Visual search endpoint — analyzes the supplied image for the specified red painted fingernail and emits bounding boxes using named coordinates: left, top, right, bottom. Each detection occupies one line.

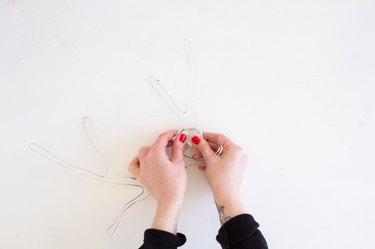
left=192, top=136, right=201, bottom=145
left=179, top=134, right=186, bottom=143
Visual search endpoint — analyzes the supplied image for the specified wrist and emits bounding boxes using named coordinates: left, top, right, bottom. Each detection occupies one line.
left=157, top=196, right=184, bottom=212
left=151, top=201, right=183, bottom=234
left=213, top=191, right=241, bottom=207
left=214, top=196, right=246, bottom=225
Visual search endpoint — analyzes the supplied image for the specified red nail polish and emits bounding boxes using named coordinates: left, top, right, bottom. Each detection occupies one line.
left=179, top=134, right=187, bottom=143
left=192, top=136, right=200, bottom=145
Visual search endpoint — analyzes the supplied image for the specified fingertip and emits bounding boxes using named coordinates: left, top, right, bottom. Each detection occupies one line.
left=167, top=129, right=180, bottom=138
left=172, top=133, right=186, bottom=164
left=192, top=135, right=201, bottom=145
left=173, top=134, right=186, bottom=149
left=198, top=165, right=206, bottom=171
left=129, top=156, right=139, bottom=167
left=191, top=135, right=216, bottom=159
left=128, top=157, right=140, bottom=177
left=179, top=133, right=187, bottom=143
left=155, top=130, right=180, bottom=148
left=192, top=153, right=203, bottom=160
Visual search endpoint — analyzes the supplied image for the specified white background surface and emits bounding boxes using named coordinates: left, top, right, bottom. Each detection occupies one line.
left=1, top=0, right=375, bottom=248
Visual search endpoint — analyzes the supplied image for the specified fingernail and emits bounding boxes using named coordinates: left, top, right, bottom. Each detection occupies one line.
left=192, top=135, right=201, bottom=145
left=179, top=134, right=187, bottom=143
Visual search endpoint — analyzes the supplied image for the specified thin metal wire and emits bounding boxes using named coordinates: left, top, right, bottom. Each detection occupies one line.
left=31, top=40, right=208, bottom=236
left=106, top=191, right=151, bottom=236
left=149, top=39, right=198, bottom=128
left=148, top=39, right=224, bottom=167
left=30, top=116, right=149, bottom=235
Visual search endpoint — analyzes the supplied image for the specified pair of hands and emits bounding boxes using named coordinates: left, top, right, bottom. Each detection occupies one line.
left=128, top=130, right=247, bottom=234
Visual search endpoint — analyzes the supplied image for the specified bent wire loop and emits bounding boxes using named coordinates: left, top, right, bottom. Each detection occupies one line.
left=30, top=39, right=219, bottom=236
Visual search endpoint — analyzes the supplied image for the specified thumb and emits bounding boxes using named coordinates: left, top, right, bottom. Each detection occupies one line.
left=172, top=133, right=186, bottom=164
left=191, top=135, right=216, bottom=160
left=128, top=157, right=140, bottom=178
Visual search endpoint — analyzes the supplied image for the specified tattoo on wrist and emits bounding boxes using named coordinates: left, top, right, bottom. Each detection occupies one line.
left=215, top=202, right=231, bottom=225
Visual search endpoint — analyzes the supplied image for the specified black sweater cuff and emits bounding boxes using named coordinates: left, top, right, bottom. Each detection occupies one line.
left=140, top=229, right=186, bottom=249
left=216, top=214, right=268, bottom=248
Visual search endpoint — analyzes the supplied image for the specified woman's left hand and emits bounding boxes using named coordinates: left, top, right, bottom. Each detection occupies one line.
left=128, top=130, right=187, bottom=234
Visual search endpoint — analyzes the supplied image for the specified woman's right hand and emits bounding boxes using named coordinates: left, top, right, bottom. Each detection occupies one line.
left=191, top=132, right=248, bottom=224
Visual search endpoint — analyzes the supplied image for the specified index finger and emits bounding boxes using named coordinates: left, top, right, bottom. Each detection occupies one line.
left=151, top=130, right=179, bottom=150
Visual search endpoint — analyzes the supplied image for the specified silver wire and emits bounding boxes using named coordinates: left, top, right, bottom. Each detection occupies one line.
left=30, top=116, right=148, bottom=236
left=149, top=39, right=198, bottom=128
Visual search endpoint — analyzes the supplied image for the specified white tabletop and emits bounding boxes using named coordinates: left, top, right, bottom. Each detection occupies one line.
left=1, top=0, right=374, bottom=248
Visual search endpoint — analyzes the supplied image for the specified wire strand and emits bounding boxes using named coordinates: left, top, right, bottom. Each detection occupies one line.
left=30, top=116, right=147, bottom=236
left=149, top=39, right=198, bottom=128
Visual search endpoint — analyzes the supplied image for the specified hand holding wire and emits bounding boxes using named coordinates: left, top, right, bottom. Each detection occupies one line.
left=128, top=130, right=187, bottom=209
left=189, top=132, right=247, bottom=208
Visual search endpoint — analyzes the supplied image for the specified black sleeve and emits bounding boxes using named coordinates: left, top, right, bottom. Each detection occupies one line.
left=216, top=214, right=268, bottom=249
left=139, top=229, right=186, bottom=249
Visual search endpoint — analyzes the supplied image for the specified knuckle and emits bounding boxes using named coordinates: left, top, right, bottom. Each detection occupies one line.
left=147, top=148, right=158, bottom=158
left=148, top=146, right=157, bottom=153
